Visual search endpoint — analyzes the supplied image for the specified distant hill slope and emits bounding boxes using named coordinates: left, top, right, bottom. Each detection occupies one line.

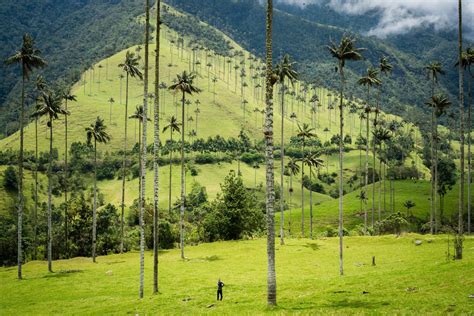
left=0, top=0, right=145, bottom=137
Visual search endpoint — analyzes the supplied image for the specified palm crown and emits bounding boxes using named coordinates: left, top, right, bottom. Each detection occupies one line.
left=169, top=71, right=201, bottom=96
left=32, top=90, right=69, bottom=121
left=86, top=117, right=111, bottom=145
left=163, top=116, right=181, bottom=134
left=327, top=35, right=365, bottom=68
left=119, top=51, right=143, bottom=79
left=5, top=33, right=46, bottom=79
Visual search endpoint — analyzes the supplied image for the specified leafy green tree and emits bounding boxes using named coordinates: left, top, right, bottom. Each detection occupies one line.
left=403, top=200, right=416, bottom=216
left=5, top=33, right=46, bottom=279
left=203, top=171, right=264, bottom=241
left=85, top=117, right=110, bottom=263
left=3, top=166, right=18, bottom=192
left=328, top=35, right=364, bottom=275
left=118, top=50, right=142, bottom=253
left=32, top=90, right=69, bottom=272
left=274, top=54, right=298, bottom=245
left=301, top=152, right=324, bottom=239
left=169, top=71, right=201, bottom=259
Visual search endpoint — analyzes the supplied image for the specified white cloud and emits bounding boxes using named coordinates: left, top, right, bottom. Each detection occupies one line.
left=276, top=0, right=474, bottom=39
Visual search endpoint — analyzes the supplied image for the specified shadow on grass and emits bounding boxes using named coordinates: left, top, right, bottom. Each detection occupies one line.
left=323, top=298, right=389, bottom=309
left=192, top=255, right=221, bottom=262
left=106, top=261, right=126, bottom=265
left=303, top=243, right=320, bottom=251
left=43, top=269, right=83, bottom=278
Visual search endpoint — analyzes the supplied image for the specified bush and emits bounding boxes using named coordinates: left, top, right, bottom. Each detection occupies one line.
left=3, top=166, right=18, bottom=192
left=374, top=212, right=409, bottom=236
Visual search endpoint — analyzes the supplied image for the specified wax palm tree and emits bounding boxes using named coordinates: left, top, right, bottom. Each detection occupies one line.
left=32, top=90, right=68, bottom=272
left=169, top=71, right=201, bottom=259
left=108, top=97, right=115, bottom=124
left=426, top=61, right=445, bottom=234
left=457, top=47, right=473, bottom=235
left=163, top=116, right=181, bottom=214
left=297, top=123, right=316, bottom=237
left=286, top=158, right=300, bottom=235
left=264, top=0, right=277, bottom=306
left=152, top=1, right=161, bottom=294
left=5, top=33, right=46, bottom=279
left=328, top=35, right=365, bottom=276
left=302, top=152, right=324, bottom=239
left=85, top=117, right=110, bottom=263
left=274, top=54, right=298, bottom=245
left=372, top=127, right=391, bottom=221
left=455, top=0, right=464, bottom=259
left=194, top=108, right=200, bottom=135
left=118, top=51, right=142, bottom=253
left=426, top=94, right=452, bottom=232
left=377, top=56, right=392, bottom=216
left=60, top=87, right=76, bottom=257
left=32, top=75, right=47, bottom=261
left=129, top=105, right=151, bottom=194
left=138, top=1, right=151, bottom=299
left=358, top=67, right=380, bottom=229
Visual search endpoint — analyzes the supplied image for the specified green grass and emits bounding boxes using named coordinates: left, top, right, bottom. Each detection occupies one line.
left=0, top=235, right=472, bottom=314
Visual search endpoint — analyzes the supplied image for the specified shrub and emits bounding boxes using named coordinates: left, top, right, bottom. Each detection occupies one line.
left=2, top=166, right=18, bottom=192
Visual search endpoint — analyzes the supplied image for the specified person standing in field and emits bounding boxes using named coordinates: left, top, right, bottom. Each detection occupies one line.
left=217, top=279, right=225, bottom=301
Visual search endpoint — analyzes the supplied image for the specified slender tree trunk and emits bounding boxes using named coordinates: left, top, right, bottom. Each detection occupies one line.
left=180, top=91, right=186, bottom=260
left=92, top=139, right=98, bottom=263
left=289, top=173, right=292, bottom=235
left=34, top=116, right=38, bottom=261
left=430, top=78, right=435, bottom=235
left=64, top=100, right=69, bottom=257
left=301, top=139, right=305, bottom=236
left=467, top=73, right=472, bottom=235
left=139, top=0, right=150, bottom=298
left=47, top=118, right=53, bottom=272
left=457, top=0, right=464, bottom=259
left=265, top=0, right=276, bottom=306
left=338, top=63, right=345, bottom=276
left=280, top=83, right=285, bottom=245
left=309, top=166, right=313, bottom=239
left=365, top=87, right=370, bottom=229
left=120, top=73, right=130, bottom=254
left=17, top=74, right=25, bottom=279
left=169, top=132, right=173, bottom=214
left=153, top=0, right=161, bottom=294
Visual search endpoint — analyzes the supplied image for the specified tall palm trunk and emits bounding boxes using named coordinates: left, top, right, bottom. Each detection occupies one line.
left=309, top=164, right=313, bottom=239
left=289, top=173, right=293, bottom=235
left=467, top=70, right=472, bottom=235
left=47, top=117, right=53, bottom=272
left=280, top=83, right=285, bottom=245
left=180, top=91, right=186, bottom=259
left=457, top=0, right=464, bottom=259
left=139, top=0, right=150, bottom=299
left=338, top=61, right=345, bottom=276
left=92, top=139, right=98, bottom=263
left=153, top=0, right=161, bottom=294
left=34, top=116, right=38, bottom=261
left=301, top=138, right=305, bottom=236
left=430, top=77, right=436, bottom=234
left=169, top=132, right=173, bottom=214
left=17, top=73, right=25, bottom=279
left=64, top=100, right=69, bottom=257
left=120, top=73, right=130, bottom=254
left=264, top=0, right=276, bottom=306
left=366, top=113, right=371, bottom=227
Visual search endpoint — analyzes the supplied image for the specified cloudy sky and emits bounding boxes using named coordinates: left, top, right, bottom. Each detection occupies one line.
left=276, top=0, right=474, bottom=39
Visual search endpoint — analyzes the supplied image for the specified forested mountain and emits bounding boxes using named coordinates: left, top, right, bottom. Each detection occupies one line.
left=166, top=0, right=466, bottom=122
left=0, top=0, right=145, bottom=136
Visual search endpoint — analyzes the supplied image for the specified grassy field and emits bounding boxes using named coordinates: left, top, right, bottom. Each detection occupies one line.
left=0, top=235, right=472, bottom=315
